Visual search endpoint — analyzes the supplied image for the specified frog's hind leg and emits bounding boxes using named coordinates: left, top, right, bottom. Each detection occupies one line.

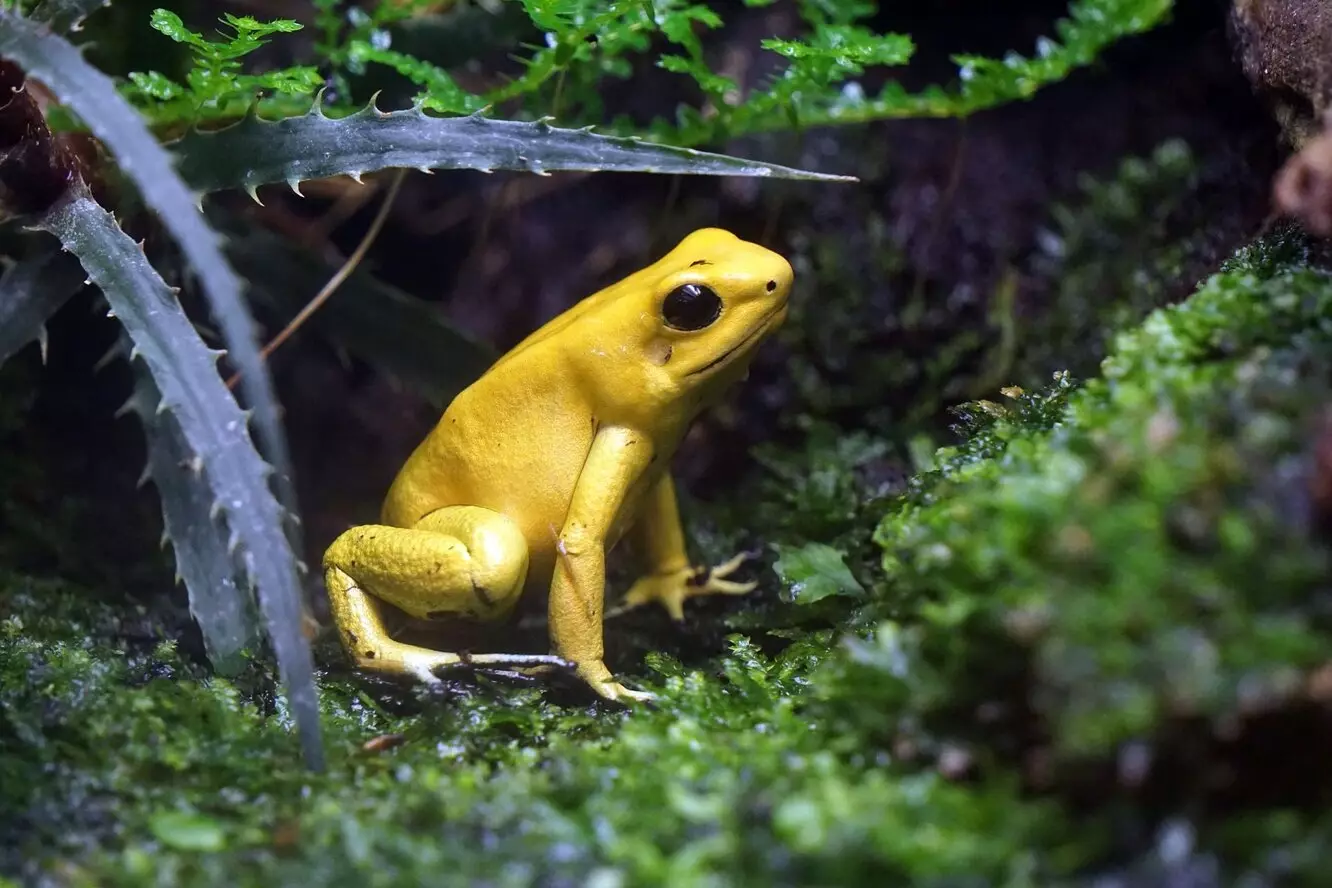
left=323, top=505, right=569, bottom=683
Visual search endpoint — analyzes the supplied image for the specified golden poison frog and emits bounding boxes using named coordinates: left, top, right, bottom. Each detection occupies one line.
left=323, top=228, right=793, bottom=702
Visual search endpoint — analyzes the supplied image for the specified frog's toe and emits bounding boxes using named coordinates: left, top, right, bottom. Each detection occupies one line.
left=707, top=550, right=759, bottom=580
left=660, top=592, right=687, bottom=623
left=602, top=681, right=656, bottom=704
left=706, top=577, right=758, bottom=596
left=405, top=661, right=445, bottom=685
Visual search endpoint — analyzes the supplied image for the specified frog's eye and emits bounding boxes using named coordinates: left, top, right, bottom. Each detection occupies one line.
left=662, top=283, right=722, bottom=331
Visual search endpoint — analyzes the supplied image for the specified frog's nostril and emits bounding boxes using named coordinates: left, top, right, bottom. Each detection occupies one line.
left=766, top=280, right=777, bottom=292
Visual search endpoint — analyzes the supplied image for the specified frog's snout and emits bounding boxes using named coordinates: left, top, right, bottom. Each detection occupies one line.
left=749, top=245, right=794, bottom=309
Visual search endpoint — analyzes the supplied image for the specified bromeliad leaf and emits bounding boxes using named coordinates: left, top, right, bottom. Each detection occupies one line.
left=0, top=249, right=85, bottom=367
left=0, top=8, right=304, bottom=565
left=130, top=362, right=256, bottom=676
left=27, top=0, right=108, bottom=33
left=37, top=187, right=323, bottom=770
left=170, top=103, right=855, bottom=196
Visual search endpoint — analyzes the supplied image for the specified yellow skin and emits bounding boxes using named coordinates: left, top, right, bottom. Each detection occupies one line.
left=323, top=228, right=793, bottom=702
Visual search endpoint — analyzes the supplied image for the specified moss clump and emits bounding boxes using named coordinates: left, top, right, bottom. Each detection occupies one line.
left=2, top=575, right=1062, bottom=886
left=1012, top=138, right=1206, bottom=385
left=850, top=224, right=1332, bottom=873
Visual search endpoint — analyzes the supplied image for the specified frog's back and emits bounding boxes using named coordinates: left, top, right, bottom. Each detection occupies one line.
left=379, top=337, right=597, bottom=549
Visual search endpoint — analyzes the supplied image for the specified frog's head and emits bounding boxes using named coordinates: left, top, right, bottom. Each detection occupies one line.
left=636, top=228, right=793, bottom=395
left=559, top=228, right=792, bottom=425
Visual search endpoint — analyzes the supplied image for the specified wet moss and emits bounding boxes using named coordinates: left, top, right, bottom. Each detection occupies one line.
left=852, top=223, right=1332, bottom=874
left=1, top=576, right=1063, bottom=886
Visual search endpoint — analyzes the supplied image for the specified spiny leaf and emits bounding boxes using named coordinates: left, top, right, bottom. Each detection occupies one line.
left=170, top=103, right=855, bottom=195
left=26, top=0, right=107, bottom=34
left=0, top=8, right=304, bottom=572
left=130, top=360, right=257, bottom=676
left=0, top=248, right=84, bottom=366
left=37, top=188, right=323, bottom=771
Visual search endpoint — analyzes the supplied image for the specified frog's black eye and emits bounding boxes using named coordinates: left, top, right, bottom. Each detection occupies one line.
left=662, top=283, right=722, bottom=331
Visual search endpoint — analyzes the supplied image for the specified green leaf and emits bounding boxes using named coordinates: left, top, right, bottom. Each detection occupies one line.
left=221, top=12, right=302, bottom=39
left=762, top=27, right=913, bottom=66
left=149, top=811, right=227, bottom=852
left=518, top=0, right=588, bottom=33
left=773, top=542, right=866, bottom=605
left=148, top=8, right=208, bottom=49
left=346, top=41, right=486, bottom=114
left=246, top=66, right=323, bottom=97
left=126, top=70, right=182, bottom=101
left=650, top=0, right=1173, bottom=146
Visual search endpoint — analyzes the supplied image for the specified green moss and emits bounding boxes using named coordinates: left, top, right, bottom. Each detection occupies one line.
left=853, top=223, right=1332, bottom=872
left=2, top=576, right=1068, bottom=886
left=1011, top=138, right=1206, bottom=385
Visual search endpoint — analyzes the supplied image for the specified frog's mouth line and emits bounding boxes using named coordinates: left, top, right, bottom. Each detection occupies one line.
left=686, top=301, right=786, bottom=378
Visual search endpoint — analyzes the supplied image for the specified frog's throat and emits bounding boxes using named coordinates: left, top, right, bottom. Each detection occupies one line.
left=685, top=302, right=786, bottom=378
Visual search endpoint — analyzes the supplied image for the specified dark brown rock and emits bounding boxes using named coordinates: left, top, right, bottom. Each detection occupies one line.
left=1230, top=0, right=1332, bottom=147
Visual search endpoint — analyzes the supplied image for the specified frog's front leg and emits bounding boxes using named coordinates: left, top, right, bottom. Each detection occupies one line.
left=548, top=425, right=658, bottom=703
left=323, top=505, right=570, bottom=684
left=617, top=474, right=757, bottom=621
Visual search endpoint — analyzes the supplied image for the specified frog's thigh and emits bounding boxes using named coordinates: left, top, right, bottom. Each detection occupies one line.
left=325, top=505, right=529, bottom=623
left=324, top=508, right=570, bottom=682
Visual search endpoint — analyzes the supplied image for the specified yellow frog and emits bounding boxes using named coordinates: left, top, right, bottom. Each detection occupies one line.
left=322, top=228, right=793, bottom=702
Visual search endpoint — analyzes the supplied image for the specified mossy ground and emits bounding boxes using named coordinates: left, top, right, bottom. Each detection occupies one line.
left=6, top=219, right=1332, bottom=885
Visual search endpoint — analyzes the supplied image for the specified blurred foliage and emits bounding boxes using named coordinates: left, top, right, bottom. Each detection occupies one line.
left=1015, top=138, right=1207, bottom=383
left=110, top=0, right=1173, bottom=144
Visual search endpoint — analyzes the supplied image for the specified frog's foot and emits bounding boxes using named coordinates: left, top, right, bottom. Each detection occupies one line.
left=357, top=648, right=458, bottom=686
left=457, top=652, right=574, bottom=679
left=366, top=649, right=574, bottom=686
left=617, top=551, right=759, bottom=621
left=575, top=661, right=656, bottom=704
left=326, top=556, right=572, bottom=685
